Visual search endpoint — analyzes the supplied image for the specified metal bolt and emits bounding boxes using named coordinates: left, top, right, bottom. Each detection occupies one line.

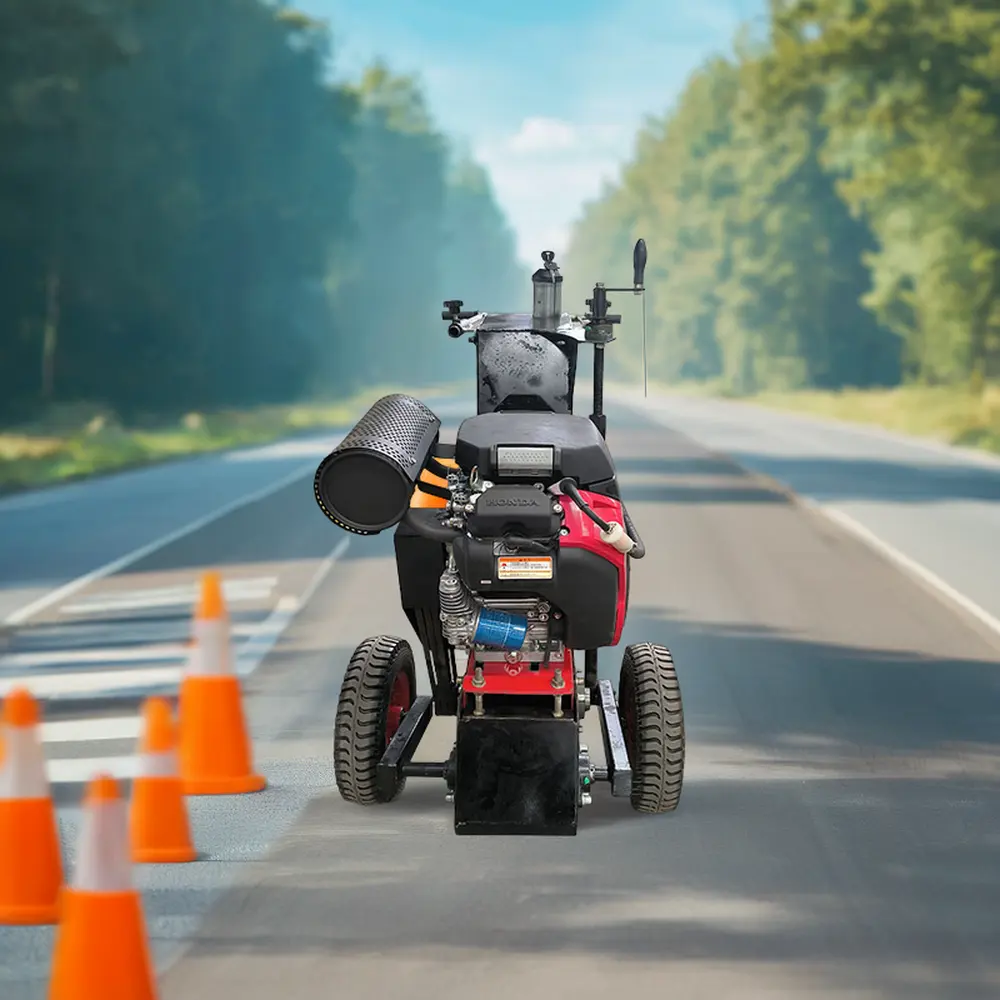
left=553, top=502, right=563, bottom=515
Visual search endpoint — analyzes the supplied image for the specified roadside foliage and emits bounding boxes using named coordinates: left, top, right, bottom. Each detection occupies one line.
left=0, top=1, right=522, bottom=421
left=564, top=1, right=1000, bottom=394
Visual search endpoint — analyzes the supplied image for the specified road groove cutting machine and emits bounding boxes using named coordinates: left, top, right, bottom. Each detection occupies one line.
left=314, top=240, right=685, bottom=835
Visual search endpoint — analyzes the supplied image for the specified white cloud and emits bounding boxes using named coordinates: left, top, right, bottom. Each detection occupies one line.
left=507, top=117, right=580, bottom=155
left=475, top=128, right=626, bottom=265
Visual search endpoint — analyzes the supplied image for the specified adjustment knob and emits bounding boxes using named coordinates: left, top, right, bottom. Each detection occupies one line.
left=541, top=251, right=555, bottom=263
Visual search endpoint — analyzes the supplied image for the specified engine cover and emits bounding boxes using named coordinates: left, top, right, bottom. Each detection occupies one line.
left=451, top=538, right=619, bottom=649
left=466, top=485, right=562, bottom=539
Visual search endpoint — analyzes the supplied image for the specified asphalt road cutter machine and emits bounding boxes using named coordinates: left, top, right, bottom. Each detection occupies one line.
left=314, top=239, right=685, bottom=835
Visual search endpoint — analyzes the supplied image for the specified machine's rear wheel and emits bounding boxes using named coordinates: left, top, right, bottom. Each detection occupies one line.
left=334, top=635, right=416, bottom=804
left=618, top=642, right=685, bottom=813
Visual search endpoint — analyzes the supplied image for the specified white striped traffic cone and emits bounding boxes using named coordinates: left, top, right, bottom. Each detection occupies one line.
left=129, top=697, right=196, bottom=863
left=48, top=773, right=158, bottom=1000
left=0, top=687, right=64, bottom=924
left=178, top=571, right=265, bottom=795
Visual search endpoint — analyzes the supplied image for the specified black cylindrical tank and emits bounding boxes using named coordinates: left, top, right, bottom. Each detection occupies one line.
left=314, top=394, right=441, bottom=535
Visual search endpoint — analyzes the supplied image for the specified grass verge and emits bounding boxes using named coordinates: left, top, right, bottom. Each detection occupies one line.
left=0, top=383, right=462, bottom=496
left=660, top=380, right=1000, bottom=456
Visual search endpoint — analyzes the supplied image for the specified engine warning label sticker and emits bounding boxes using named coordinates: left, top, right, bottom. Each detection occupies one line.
left=497, top=556, right=553, bottom=580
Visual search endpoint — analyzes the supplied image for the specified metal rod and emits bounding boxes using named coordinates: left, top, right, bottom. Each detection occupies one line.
left=590, top=345, right=607, bottom=438
left=401, top=762, right=449, bottom=778
left=641, top=289, right=648, bottom=398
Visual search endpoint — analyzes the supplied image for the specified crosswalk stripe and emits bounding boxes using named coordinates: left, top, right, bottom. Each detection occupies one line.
left=7, top=541, right=350, bottom=792
left=40, top=716, right=143, bottom=743
left=60, top=576, right=277, bottom=616
left=0, top=643, right=187, bottom=670
left=0, top=665, right=182, bottom=698
left=46, top=755, right=139, bottom=784
left=9, top=619, right=266, bottom=649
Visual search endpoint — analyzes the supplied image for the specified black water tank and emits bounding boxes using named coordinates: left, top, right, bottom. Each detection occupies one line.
left=314, top=394, right=441, bottom=535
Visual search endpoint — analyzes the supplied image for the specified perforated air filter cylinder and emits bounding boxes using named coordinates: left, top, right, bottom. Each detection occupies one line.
left=314, top=394, right=442, bottom=535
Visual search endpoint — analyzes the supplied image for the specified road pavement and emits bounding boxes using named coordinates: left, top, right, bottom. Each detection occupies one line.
left=1, top=392, right=999, bottom=999
left=613, top=387, right=1000, bottom=644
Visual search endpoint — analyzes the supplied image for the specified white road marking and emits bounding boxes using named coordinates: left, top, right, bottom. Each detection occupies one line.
left=7, top=531, right=350, bottom=790
left=59, top=576, right=277, bottom=616
left=815, top=504, right=1000, bottom=645
left=3, top=462, right=317, bottom=627
left=0, top=548, right=347, bottom=698
left=224, top=437, right=341, bottom=462
left=0, top=643, right=187, bottom=670
left=235, top=537, right=349, bottom=678
left=41, top=715, right=143, bottom=743
left=0, top=665, right=182, bottom=698
left=46, top=755, right=140, bottom=784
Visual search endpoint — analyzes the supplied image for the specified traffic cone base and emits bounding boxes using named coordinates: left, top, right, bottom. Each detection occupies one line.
left=48, top=890, right=157, bottom=1000
left=184, top=772, right=267, bottom=796
left=179, top=675, right=265, bottom=795
left=130, top=779, right=197, bottom=864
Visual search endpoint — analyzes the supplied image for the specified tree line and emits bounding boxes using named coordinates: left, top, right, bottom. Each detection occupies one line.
left=0, top=0, right=523, bottom=422
left=564, top=1, right=1000, bottom=394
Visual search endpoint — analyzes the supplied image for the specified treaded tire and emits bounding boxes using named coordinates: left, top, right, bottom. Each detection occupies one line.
left=618, top=642, right=685, bottom=814
left=334, top=635, right=416, bottom=805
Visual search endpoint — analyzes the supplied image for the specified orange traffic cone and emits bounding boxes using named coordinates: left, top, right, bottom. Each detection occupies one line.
left=0, top=687, right=64, bottom=924
left=129, top=698, right=196, bottom=863
left=48, top=774, right=158, bottom=1000
left=178, top=571, right=265, bottom=795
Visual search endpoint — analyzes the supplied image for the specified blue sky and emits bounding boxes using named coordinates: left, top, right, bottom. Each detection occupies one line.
left=299, top=0, right=766, bottom=266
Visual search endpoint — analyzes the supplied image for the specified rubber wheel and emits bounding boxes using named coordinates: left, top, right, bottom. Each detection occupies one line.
left=334, top=635, right=417, bottom=804
left=618, top=642, right=685, bottom=813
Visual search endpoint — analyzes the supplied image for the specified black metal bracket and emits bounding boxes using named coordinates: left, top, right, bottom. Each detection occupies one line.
left=377, top=694, right=434, bottom=799
left=595, top=679, right=632, bottom=798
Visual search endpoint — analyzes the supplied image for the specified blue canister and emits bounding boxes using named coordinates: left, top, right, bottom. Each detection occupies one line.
left=472, top=609, right=529, bottom=650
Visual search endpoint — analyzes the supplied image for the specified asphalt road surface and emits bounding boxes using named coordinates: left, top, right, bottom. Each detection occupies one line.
left=2, top=391, right=999, bottom=1000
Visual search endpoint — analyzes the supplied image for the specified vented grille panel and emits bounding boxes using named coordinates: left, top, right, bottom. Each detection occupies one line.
left=332, top=393, right=440, bottom=473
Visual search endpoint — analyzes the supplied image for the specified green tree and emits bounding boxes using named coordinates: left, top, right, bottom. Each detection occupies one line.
left=768, top=0, right=1000, bottom=384
left=565, top=1, right=999, bottom=394
left=0, top=3, right=524, bottom=422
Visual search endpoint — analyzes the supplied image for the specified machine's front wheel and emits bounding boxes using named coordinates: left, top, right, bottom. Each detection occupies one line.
left=618, top=643, right=685, bottom=814
left=334, top=635, right=416, bottom=804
